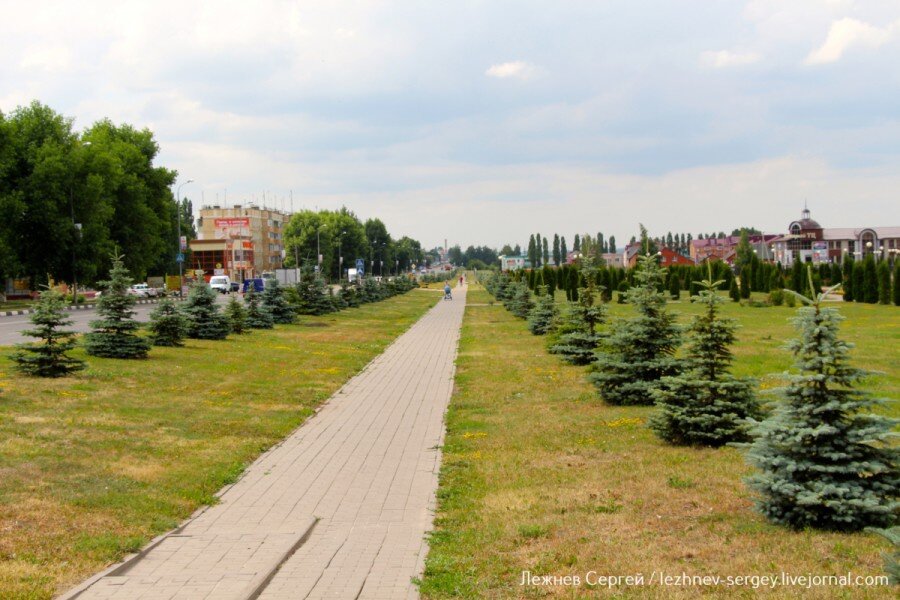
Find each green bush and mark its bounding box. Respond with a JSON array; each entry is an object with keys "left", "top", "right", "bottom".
[{"left": 768, "top": 289, "right": 784, "bottom": 306}]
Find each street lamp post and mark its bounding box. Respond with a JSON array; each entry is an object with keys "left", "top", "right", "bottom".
[
  {"left": 337, "top": 230, "right": 346, "bottom": 281},
  {"left": 175, "top": 179, "right": 194, "bottom": 295},
  {"left": 316, "top": 223, "right": 327, "bottom": 278},
  {"left": 69, "top": 141, "right": 91, "bottom": 304}
]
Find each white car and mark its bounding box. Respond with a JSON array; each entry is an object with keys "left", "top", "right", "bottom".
[
  {"left": 128, "top": 284, "right": 157, "bottom": 298},
  {"left": 209, "top": 275, "right": 232, "bottom": 294}
]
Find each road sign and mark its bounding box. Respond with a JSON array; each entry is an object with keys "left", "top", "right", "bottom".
[
  {"left": 176, "top": 253, "right": 185, "bottom": 263},
  {"left": 180, "top": 236, "right": 187, "bottom": 251},
  {"left": 356, "top": 258, "right": 365, "bottom": 276}
]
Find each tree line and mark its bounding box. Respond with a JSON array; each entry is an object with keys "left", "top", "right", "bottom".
[
  {"left": 0, "top": 101, "right": 193, "bottom": 291},
  {"left": 281, "top": 208, "right": 430, "bottom": 280}
]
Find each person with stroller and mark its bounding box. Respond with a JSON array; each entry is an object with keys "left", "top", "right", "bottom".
[{"left": 443, "top": 282, "right": 452, "bottom": 300}]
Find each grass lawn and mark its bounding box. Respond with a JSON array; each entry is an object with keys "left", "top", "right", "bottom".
[
  {"left": 0, "top": 290, "right": 437, "bottom": 600},
  {"left": 421, "top": 284, "right": 898, "bottom": 599}
]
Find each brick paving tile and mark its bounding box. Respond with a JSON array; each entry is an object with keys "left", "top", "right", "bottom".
[{"left": 68, "top": 287, "right": 466, "bottom": 600}]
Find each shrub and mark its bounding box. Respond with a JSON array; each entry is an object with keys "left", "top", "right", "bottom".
[
  {"left": 590, "top": 254, "right": 681, "bottom": 405},
  {"left": 11, "top": 289, "right": 85, "bottom": 377},
  {"left": 651, "top": 272, "right": 759, "bottom": 446},
  {"left": 768, "top": 288, "right": 784, "bottom": 306},
  {"left": 745, "top": 275, "right": 898, "bottom": 531},
  {"left": 183, "top": 281, "right": 231, "bottom": 340},
  {"left": 148, "top": 298, "right": 189, "bottom": 346},
  {"left": 83, "top": 254, "right": 150, "bottom": 359}
]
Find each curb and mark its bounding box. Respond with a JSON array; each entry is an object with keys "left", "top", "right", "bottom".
[{"left": 0, "top": 298, "right": 164, "bottom": 318}]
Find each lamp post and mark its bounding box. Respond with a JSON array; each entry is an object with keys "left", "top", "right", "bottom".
[
  {"left": 175, "top": 179, "right": 194, "bottom": 295},
  {"left": 336, "top": 230, "right": 346, "bottom": 281},
  {"left": 69, "top": 141, "right": 91, "bottom": 304},
  {"left": 316, "top": 223, "right": 327, "bottom": 277}
]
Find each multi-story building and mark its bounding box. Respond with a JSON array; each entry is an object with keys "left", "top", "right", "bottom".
[
  {"left": 690, "top": 234, "right": 780, "bottom": 264},
  {"left": 194, "top": 205, "right": 289, "bottom": 279},
  {"left": 772, "top": 206, "right": 900, "bottom": 266}
]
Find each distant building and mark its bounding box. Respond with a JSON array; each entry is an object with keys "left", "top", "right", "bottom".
[
  {"left": 624, "top": 245, "right": 694, "bottom": 268},
  {"left": 690, "top": 234, "right": 779, "bottom": 265},
  {"left": 196, "top": 205, "right": 289, "bottom": 277},
  {"left": 772, "top": 206, "right": 900, "bottom": 266},
  {"left": 601, "top": 252, "right": 624, "bottom": 268},
  {"left": 499, "top": 255, "right": 527, "bottom": 271}
]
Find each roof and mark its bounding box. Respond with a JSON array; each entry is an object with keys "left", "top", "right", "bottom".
[{"left": 821, "top": 226, "right": 900, "bottom": 240}]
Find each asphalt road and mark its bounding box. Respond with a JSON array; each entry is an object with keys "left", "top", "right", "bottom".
[{"left": 0, "top": 295, "right": 233, "bottom": 346}]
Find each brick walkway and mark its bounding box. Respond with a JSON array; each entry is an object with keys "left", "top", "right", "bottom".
[{"left": 68, "top": 287, "right": 466, "bottom": 600}]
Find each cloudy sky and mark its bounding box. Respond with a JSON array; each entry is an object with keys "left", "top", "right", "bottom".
[{"left": 2, "top": 1, "right": 899, "bottom": 249}]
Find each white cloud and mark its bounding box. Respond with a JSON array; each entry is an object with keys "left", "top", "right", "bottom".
[
  {"left": 19, "top": 45, "right": 72, "bottom": 71},
  {"left": 700, "top": 50, "right": 761, "bottom": 68},
  {"left": 485, "top": 60, "right": 537, "bottom": 80},
  {"left": 805, "top": 17, "right": 896, "bottom": 65}
]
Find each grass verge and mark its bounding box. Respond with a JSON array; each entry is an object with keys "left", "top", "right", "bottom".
[
  {"left": 421, "top": 285, "right": 897, "bottom": 599},
  {"left": 0, "top": 290, "right": 437, "bottom": 599}
]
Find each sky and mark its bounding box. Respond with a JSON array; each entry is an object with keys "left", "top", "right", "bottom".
[{"left": 2, "top": 0, "right": 899, "bottom": 250}]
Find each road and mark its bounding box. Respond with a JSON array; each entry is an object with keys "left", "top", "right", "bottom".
[{"left": 0, "top": 295, "right": 232, "bottom": 346}]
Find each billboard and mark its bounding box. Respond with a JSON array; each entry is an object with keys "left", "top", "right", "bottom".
[
  {"left": 215, "top": 218, "right": 251, "bottom": 239},
  {"left": 214, "top": 218, "right": 250, "bottom": 228}
]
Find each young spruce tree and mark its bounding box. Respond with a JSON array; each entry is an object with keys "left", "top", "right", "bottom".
[
  {"left": 183, "top": 280, "right": 231, "bottom": 340},
  {"left": 84, "top": 255, "right": 150, "bottom": 359},
  {"left": 527, "top": 285, "right": 559, "bottom": 335},
  {"left": 262, "top": 278, "right": 296, "bottom": 324},
  {"left": 650, "top": 268, "right": 759, "bottom": 446},
  {"left": 590, "top": 254, "right": 681, "bottom": 405},
  {"left": 225, "top": 295, "right": 248, "bottom": 334},
  {"left": 504, "top": 282, "right": 535, "bottom": 319},
  {"left": 298, "top": 277, "right": 338, "bottom": 315},
  {"left": 548, "top": 266, "right": 605, "bottom": 365},
  {"left": 244, "top": 286, "right": 274, "bottom": 329},
  {"left": 745, "top": 272, "right": 898, "bottom": 531},
  {"left": 148, "top": 298, "right": 189, "bottom": 346},
  {"left": 11, "top": 289, "right": 85, "bottom": 377}
]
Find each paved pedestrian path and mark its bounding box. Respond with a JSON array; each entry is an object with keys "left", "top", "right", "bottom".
[{"left": 67, "top": 287, "right": 466, "bottom": 600}]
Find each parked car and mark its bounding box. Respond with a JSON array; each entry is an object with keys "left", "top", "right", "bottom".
[
  {"left": 242, "top": 278, "right": 265, "bottom": 293},
  {"left": 230, "top": 281, "right": 240, "bottom": 292},
  {"left": 128, "top": 283, "right": 157, "bottom": 298},
  {"left": 209, "top": 275, "right": 232, "bottom": 294}
]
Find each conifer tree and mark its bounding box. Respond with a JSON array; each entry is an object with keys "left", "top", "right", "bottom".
[
  {"left": 339, "top": 280, "right": 361, "bottom": 308},
  {"left": 651, "top": 268, "right": 759, "bottom": 446},
  {"left": 861, "top": 254, "right": 878, "bottom": 303},
  {"left": 866, "top": 527, "right": 899, "bottom": 584},
  {"left": 842, "top": 258, "right": 855, "bottom": 302},
  {"left": 262, "top": 279, "right": 296, "bottom": 324},
  {"left": 11, "top": 289, "right": 85, "bottom": 377},
  {"left": 552, "top": 234, "right": 561, "bottom": 266},
  {"left": 244, "top": 286, "right": 274, "bottom": 329},
  {"left": 745, "top": 272, "right": 898, "bottom": 531},
  {"left": 668, "top": 272, "right": 681, "bottom": 300},
  {"left": 549, "top": 267, "right": 605, "bottom": 365},
  {"left": 183, "top": 280, "right": 231, "bottom": 340},
  {"left": 790, "top": 261, "right": 805, "bottom": 294},
  {"left": 877, "top": 261, "right": 891, "bottom": 305},
  {"left": 894, "top": 262, "right": 900, "bottom": 307},
  {"left": 504, "top": 282, "right": 534, "bottom": 319},
  {"left": 852, "top": 257, "right": 865, "bottom": 303},
  {"left": 729, "top": 278, "right": 740, "bottom": 302},
  {"left": 527, "top": 285, "right": 559, "bottom": 335},
  {"left": 148, "top": 298, "right": 189, "bottom": 346},
  {"left": 225, "top": 295, "right": 248, "bottom": 334},
  {"left": 331, "top": 285, "right": 348, "bottom": 310},
  {"left": 298, "top": 277, "right": 338, "bottom": 315},
  {"left": 590, "top": 254, "right": 681, "bottom": 405},
  {"left": 84, "top": 254, "right": 150, "bottom": 359}
]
